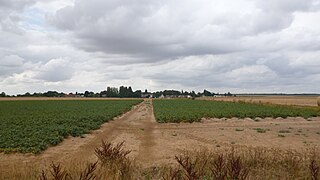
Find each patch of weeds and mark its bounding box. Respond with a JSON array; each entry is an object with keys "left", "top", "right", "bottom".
[
  {"left": 230, "top": 141, "right": 236, "bottom": 145},
  {"left": 278, "top": 134, "right": 286, "bottom": 137},
  {"left": 279, "top": 130, "right": 291, "bottom": 133},
  {"left": 140, "top": 128, "right": 145, "bottom": 131},
  {"left": 254, "top": 128, "right": 267, "bottom": 133},
  {"left": 235, "top": 128, "right": 244, "bottom": 132}
]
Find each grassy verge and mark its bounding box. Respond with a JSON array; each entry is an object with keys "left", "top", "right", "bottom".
[{"left": 2, "top": 142, "right": 319, "bottom": 179}]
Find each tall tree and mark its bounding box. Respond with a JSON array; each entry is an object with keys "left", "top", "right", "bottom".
[{"left": 0, "top": 92, "right": 6, "bottom": 97}]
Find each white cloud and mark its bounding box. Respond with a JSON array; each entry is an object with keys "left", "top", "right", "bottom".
[{"left": 35, "top": 58, "right": 73, "bottom": 82}]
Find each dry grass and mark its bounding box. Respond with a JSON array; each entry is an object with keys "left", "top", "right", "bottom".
[
  {"left": 317, "top": 96, "right": 320, "bottom": 107},
  {"left": 37, "top": 141, "right": 139, "bottom": 180},
  {"left": 1, "top": 142, "right": 319, "bottom": 179},
  {"left": 161, "top": 146, "right": 320, "bottom": 180},
  {"left": 207, "top": 95, "right": 319, "bottom": 107}
]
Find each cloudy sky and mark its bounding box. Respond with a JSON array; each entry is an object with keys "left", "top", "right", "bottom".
[{"left": 1, "top": 0, "right": 320, "bottom": 95}]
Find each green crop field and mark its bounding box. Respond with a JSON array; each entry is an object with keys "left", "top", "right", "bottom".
[
  {"left": 0, "top": 100, "right": 142, "bottom": 153},
  {"left": 153, "top": 99, "right": 320, "bottom": 123}
]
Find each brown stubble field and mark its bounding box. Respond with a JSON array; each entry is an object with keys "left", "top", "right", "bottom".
[
  {"left": 201, "top": 95, "right": 319, "bottom": 106},
  {"left": 0, "top": 97, "right": 320, "bottom": 179}
]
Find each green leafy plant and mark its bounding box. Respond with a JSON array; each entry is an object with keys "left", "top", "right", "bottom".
[
  {"left": 0, "top": 100, "right": 142, "bottom": 153},
  {"left": 153, "top": 99, "right": 320, "bottom": 123}
]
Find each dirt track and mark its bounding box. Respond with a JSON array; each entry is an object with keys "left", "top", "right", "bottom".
[{"left": 1, "top": 100, "right": 320, "bottom": 178}]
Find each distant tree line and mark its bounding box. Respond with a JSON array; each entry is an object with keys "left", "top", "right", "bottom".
[
  {"left": 15, "top": 91, "right": 66, "bottom": 97},
  {"left": 0, "top": 87, "right": 234, "bottom": 98},
  {"left": 152, "top": 89, "right": 233, "bottom": 98}
]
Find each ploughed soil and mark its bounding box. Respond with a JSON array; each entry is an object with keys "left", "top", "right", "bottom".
[{"left": 0, "top": 99, "right": 320, "bottom": 178}]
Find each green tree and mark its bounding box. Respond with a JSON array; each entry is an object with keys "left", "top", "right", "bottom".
[
  {"left": 0, "top": 92, "right": 6, "bottom": 97},
  {"left": 134, "top": 90, "right": 142, "bottom": 98},
  {"left": 105, "top": 87, "right": 119, "bottom": 97},
  {"left": 203, "top": 89, "right": 212, "bottom": 96},
  {"left": 84, "top": 91, "right": 90, "bottom": 97}
]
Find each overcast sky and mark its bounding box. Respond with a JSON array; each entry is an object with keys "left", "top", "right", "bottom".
[{"left": 1, "top": 0, "right": 320, "bottom": 95}]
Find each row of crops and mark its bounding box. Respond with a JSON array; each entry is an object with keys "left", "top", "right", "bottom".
[
  {"left": 153, "top": 99, "right": 320, "bottom": 123},
  {"left": 0, "top": 100, "right": 142, "bottom": 153}
]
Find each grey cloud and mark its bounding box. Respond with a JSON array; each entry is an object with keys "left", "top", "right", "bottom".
[
  {"left": 0, "top": 0, "right": 35, "bottom": 9},
  {"left": 51, "top": 0, "right": 320, "bottom": 61},
  {"left": 141, "top": 54, "right": 319, "bottom": 93},
  {"left": 256, "top": 0, "right": 319, "bottom": 13},
  {"left": 0, "top": 55, "right": 24, "bottom": 76},
  {"left": 1, "top": 0, "right": 320, "bottom": 94},
  {"left": 50, "top": 0, "right": 258, "bottom": 60},
  {"left": 0, "top": 55, "right": 24, "bottom": 67},
  {"left": 251, "top": 0, "right": 320, "bottom": 33},
  {"left": 0, "top": 0, "right": 36, "bottom": 33}
]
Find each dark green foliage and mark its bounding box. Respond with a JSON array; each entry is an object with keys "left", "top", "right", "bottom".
[
  {"left": 0, "top": 100, "right": 142, "bottom": 153},
  {"left": 0, "top": 92, "right": 6, "bottom": 97},
  {"left": 17, "top": 91, "right": 65, "bottom": 97},
  {"left": 100, "top": 86, "right": 141, "bottom": 98},
  {"left": 153, "top": 99, "right": 320, "bottom": 123},
  {"left": 119, "top": 86, "right": 135, "bottom": 98}
]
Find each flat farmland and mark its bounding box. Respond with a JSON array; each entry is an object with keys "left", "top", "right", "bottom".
[
  {"left": 0, "top": 99, "right": 320, "bottom": 179},
  {"left": 0, "top": 99, "right": 142, "bottom": 153}
]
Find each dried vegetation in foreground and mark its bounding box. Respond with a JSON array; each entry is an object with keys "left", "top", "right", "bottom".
[{"left": 2, "top": 141, "right": 319, "bottom": 180}]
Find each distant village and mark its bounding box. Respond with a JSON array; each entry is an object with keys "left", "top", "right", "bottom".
[{"left": 0, "top": 86, "right": 234, "bottom": 98}]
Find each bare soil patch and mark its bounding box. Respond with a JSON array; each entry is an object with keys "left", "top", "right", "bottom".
[{"left": 0, "top": 100, "right": 319, "bottom": 179}]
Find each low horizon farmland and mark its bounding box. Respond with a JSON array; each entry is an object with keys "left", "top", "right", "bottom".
[
  {"left": 0, "top": 98, "right": 320, "bottom": 179},
  {"left": 0, "top": 99, "right": 142, "bottom": 153}
]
